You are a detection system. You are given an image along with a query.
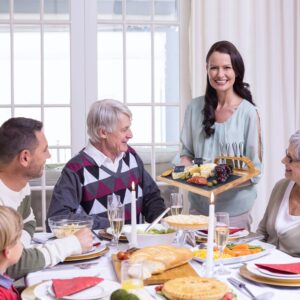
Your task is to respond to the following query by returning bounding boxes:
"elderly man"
[47,99,166,229]
[0,117,93,279]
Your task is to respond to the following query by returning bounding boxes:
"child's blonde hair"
[0,206,22,251]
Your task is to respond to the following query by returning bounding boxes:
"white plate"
[193,240,275,265]
[34,279,120,300]
[247,263,300,280]
[197,227,249,239]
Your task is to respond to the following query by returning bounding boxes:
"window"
[0,0,190,230]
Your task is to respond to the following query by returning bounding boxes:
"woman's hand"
[180,155,193,166]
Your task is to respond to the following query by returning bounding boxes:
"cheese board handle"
[214,155,255,172]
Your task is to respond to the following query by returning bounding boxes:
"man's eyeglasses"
[285,149,300,163]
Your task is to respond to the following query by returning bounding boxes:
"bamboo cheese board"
[112,255,199,285]
[157,156,260,198]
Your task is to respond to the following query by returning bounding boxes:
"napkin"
[199,227,244,235]
[255,262,300,275]
[52,276,104,298]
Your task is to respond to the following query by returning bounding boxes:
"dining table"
[21,232,300,300]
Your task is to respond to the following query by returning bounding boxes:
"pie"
[164,215,208,229]
[162,277,230,300]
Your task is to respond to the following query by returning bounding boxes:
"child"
[0,206,23,300]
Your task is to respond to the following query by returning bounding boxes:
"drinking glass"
[214,212,230,275]
[110,204,124,250]
[107,194,121,246]
[170,193,183,215]
[121,260,144,291]
[170,193,184,245]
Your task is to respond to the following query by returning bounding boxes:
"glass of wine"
[107,194,121,246]
[214,212,230,275]
[170,193,184,245]
[110,204,124,250]
[170,193,183,215]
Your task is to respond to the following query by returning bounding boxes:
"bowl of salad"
[122,223,176,247]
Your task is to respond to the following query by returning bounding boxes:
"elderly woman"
[257,130,300,257]
[46,99,166,229]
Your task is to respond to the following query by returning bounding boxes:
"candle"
[131,182,138,247]
[205,192,215,277]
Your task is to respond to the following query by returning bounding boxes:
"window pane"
[44,0,69,20]
[126,26,151,103]
[13,0,40,20]
[14,107,41,120]
[44,107,70,146]
[0,26,10,104]
[154,0,178,21]
[126,0,152,20]
[155,145,178,176]
[48,148,71,164]
[155,106,179,143]
[97,25,123,100]
[0,0,9,20]
[130,106,151,143]
[154,26,179,103]
[97,0,122,20]
[135,146,152,174]
[44,25,70,104]
[14,26,41,105]
[0,108,11,125]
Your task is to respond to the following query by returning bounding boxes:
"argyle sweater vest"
[65,147,143,222]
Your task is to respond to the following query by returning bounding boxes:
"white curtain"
[189,0,300,230]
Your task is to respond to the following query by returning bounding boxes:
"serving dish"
[48,215,93,239]
[193,240,275,265]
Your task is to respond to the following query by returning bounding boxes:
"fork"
[227,277,257,299]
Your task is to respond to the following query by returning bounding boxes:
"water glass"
[121,260,144,291]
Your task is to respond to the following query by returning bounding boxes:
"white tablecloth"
[25,233,300,300]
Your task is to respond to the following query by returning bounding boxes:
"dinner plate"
[33,279,121,300]
[193,240,275,265]
[240,265,300,287]
[247,263,300,280]
[196,227,249,240]
[64,244,109,262]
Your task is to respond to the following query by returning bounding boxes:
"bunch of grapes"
[215,164,233,183]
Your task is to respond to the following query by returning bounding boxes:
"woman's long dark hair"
[202,41,255,137]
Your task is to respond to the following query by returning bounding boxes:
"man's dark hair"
[0,117,43,164]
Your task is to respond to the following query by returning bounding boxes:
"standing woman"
[180,41,262,230]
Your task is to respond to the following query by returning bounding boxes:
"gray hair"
[87,99,132,144]
[0,117,43,165]
[289,130,300,160]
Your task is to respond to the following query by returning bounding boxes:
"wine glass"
[110,204,124,250]
[107,194,121,246]
[170,193,184,245]
[214,212,230,275]
[170,193,183,215]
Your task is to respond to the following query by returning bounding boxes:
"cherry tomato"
[155,285,163,292]
[222,292,234,300]
[117,251,126,260]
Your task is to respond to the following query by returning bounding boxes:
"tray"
[157,156,260,197]
[112,255,198,285]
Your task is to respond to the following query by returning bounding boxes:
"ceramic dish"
[247,263,300,280]
[240,265,300,287]
[196,227,249,240]
[33,279,120,300]
[64,244,109,262]
[193,240,275,265]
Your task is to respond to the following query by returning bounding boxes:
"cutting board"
[112,255,199,285]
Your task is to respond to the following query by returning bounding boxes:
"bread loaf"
[129,245,193,279]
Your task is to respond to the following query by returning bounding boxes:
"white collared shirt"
[83,142,124,172]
